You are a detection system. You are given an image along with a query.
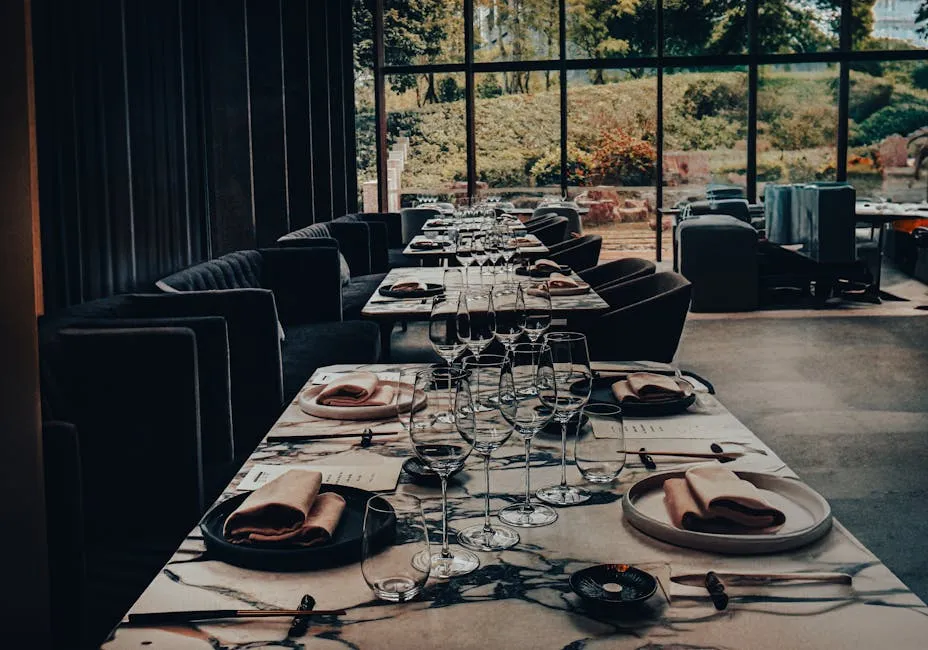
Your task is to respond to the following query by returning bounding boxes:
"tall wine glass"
[458,289,495,357]
[517,283,552,342]
[498,343,558,528]
[472,237,487,278]
[491,284,521,354]
[455,236,474,285]
[429,294,468,423]
[536,332,593,506]
[455,357,519,551]
[409,367,480,578]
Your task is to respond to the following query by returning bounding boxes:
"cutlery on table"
[127,608,347,626]
[670,570,853,611]
[623,449,743,461]
[288,594,316,638]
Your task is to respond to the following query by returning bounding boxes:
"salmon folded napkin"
[510,235,538,246]
[317,371,395,407]
[224,469,346,545]
[389,279,428,292]
[611,372,693,403]
[546,272,579,288]
[532,258,561,272]
[663,465,786,533]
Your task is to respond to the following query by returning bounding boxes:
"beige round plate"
[298,380,426,421]
[622,470,832,554]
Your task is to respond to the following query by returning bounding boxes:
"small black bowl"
[570,564,658,613]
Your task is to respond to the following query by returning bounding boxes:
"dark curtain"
[33,0,357,311]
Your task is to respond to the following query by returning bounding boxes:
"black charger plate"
[575,376,697,417]
[515,265,572,278]
[200,484,393,571]
[378,283,444,299]
[409,241,451,250]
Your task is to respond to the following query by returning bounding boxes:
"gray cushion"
[342,273,388,320]
[339,252,351,287]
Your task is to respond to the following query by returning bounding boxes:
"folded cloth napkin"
[317,371,395,407]
[224,469,346,545]
[611,372,692,403]
[510,235,538,246]
[389,279,428,292]
[663,465,786,533]
[532,258,561,272]
[410,240,441,250]
[546,272,579,289]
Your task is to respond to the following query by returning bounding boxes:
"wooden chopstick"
[673,571,852,586]
[127,608,347,625]
[623,449,743,461]
[268,429,399,442]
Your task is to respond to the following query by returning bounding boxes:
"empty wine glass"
[362,493,430,602]
[575,403,625,483]
[517,283,552,342]
[409,368,480,578]
[472,238,487,277]
[491,284,521,353]
[458,289,495,356]
[455,236,474,285]
[536,332,593,506]
[497,343,558,528]
[429,293,468,422]
[455,358,519,551]
[443,268,464,292]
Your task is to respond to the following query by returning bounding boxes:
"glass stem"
[482,454,493,533]
[560,420,568,488]
[440,475,452,559]
[522,437,534,513]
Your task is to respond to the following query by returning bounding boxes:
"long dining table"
[102,361,928,649]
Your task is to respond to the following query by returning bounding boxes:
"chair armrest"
[327,221,373,276]
[260,247,343,324]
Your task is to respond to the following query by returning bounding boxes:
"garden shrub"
[847,72,894,123]
[913,64,928,91]
[438,76,464,103]
[681,77,747,119]
[530,146,593,186]
[769,105,837,150]
[851,103,928,146]
[664,114,745,150]
[590,128,656,186]
[477,74,503,99]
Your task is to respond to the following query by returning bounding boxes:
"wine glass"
[458,289,495,356]
[443,268,464,292]
[471,237,487,277]
[575,403,625,483]
[455,357,519,551]
[455,236,474,285]
[497,343,558,528]
[485,232,501,274]
[517,283,552,342]
[536,332,593,506]
[409,368,480,578]
[501,239,517,279]
[491,284,522,354]
[429,294,468,422]
[362,493,430,602]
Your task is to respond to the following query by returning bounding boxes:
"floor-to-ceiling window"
[354,0,928,261]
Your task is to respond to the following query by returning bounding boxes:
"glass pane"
[385,73,467,209]
[664,2,745,55]
[757,63,839,195]
[474,71,561,205]
[759,1,839,53]
[866,0,928,49]
[384,0,465,66]
[567,1,656,59]
[847,66,928,202]
[663,67,748,207]
[474,0,560,62]
[354,0,377,211]
[566,68,661,261]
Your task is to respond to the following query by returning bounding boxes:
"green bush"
[681,77,747,119]
[913,64,928,91]
[851,103,928,145]
[590,128,656,186]
[768,105,838,150]
[477,73,503,99]
[664,114,745,150]
[848,72,894,123]
[438,76,464,103]
[530,146,592,186]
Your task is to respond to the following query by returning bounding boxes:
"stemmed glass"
[536,332,593,506]
[491,284,522,355]
[516,283,552,342]
[455,236,474,285]
[471,237,487,279]
[429,294,468,422]
[409,367,480,578]
[501,239,517,279]
[485,232,501,275]
[458,289,495,357]
[455,356,520,551]
[498,343,558,528]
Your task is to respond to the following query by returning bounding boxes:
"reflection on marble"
[103,363,928,649]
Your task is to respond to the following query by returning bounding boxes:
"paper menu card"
[238,454,405,492]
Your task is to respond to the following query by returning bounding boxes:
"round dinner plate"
[515,265,572,278]
[622,470,833,554]
[200,484,393,571]
[378,283,444,299]
[579,376,697,417]
[298,380,426,421]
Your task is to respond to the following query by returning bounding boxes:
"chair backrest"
[532,206,582,235]
[351,212,403,248]
[156,250,264,292]
[548,234,602,270]
[578,257,656,289]
[530,216,569,247]
[401,208,441,244]
[588,272,692,362]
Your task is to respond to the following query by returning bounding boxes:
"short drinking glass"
[575,404,626,483]
[362,493,430,602]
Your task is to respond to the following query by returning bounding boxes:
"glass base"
[498,502,558,528]
[457,523,520,552]
[369,577,422,602]
[413,548,480,579]
[535,484,591,506]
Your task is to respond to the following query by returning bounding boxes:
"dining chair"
[532,206,582,236]
[529,216,569,247]
[580,272,692,362]
[579,257,656,291]
[401,207,442,244]
[546,234,602,271]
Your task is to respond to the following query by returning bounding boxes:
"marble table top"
[102,362,928,649]
[421,218,526,234]
[361,268,609,320]
[402,234,548,257]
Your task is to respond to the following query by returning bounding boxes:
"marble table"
[102,362,928,649]
[421,218,527,234]
[402,234,548,260]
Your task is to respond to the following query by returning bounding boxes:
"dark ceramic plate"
[575,376,697,417]
[409,241,451,250]
[378,283,444,299]
[402,457,463,486]
[570,564,658,611]
[515,265,572,278]
[200,484,393,571]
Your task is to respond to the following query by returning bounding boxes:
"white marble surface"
[102,362,928,649]
[402,234,548,257]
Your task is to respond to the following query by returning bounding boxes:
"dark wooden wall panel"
[33,0,358,310]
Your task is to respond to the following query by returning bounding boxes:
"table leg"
[379,320,394,362]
